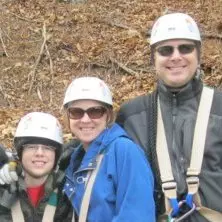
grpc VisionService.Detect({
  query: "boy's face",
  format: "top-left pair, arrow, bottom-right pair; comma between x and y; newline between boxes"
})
21,144 -> 55,181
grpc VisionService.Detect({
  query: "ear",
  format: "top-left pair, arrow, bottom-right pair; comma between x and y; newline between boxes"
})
62,110 -> 71,132
195,65 -> 204,80
106,109 -> 115,127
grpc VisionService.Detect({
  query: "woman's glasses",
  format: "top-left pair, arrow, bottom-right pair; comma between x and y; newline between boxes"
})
156,44 -> 196,57
67,106 -> 107,120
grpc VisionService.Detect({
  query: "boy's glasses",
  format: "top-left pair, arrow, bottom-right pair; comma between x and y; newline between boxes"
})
156,44 -> 196,57
67,106 -> 107,120
23,144 -> 55,153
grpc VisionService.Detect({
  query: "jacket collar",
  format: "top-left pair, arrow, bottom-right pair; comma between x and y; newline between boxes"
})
17,171 -> 62,195
157,77 -> 203,102
68,123 -> 127,173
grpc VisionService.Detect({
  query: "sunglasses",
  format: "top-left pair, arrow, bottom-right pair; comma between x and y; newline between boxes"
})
67,106 -> 107,120
156,44 -> 196,57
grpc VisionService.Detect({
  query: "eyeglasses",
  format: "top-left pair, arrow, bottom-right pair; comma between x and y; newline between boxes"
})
67,106 -> 107,120
156,44 -> 196,57
23,144 -> 55,153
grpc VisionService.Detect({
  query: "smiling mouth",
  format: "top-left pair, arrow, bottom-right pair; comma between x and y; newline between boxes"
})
168,65 -> 186,70
80,127 -> 94,131
32,161 -> 46,167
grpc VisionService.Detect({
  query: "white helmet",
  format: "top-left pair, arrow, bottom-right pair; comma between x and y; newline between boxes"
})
150,13 -> 201,46
63,77 -> 113,107
15,112 -> 63,145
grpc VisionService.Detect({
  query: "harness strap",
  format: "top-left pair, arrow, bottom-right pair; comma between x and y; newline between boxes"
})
157,86 -> 222,220
78,154 -> 104,222
156,97 -> 174,183
187,86 -> 214,177
198,206 -> 222,221
11,198 -> 58,222
185,87 -> 214,210
157,97 -> 177,214
72,211 -> 76,222
11,188 -> 72,222
11,198 -> 24,222
42,188 -> 58,222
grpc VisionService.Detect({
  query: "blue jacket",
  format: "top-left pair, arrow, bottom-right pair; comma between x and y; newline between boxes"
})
64,123 -> 155,222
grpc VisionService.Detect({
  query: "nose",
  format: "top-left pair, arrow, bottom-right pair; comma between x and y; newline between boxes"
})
80,112 -> 91,122
170,47 -> 182,60
35,147 -> 44,155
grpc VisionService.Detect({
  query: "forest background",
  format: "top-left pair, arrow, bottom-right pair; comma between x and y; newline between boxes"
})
1,0 -> 222,147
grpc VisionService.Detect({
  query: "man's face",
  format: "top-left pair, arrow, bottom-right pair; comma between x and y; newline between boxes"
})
22,144 -> 55,182
154,39 -> 199,87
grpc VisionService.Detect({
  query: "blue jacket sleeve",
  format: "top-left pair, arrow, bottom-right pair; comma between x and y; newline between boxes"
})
111,138 -> 156,222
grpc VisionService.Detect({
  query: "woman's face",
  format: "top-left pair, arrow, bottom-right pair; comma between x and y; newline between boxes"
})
67,100 -> 109,149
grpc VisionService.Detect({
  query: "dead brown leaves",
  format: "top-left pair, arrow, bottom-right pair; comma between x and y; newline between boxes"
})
0,0 -> 222,148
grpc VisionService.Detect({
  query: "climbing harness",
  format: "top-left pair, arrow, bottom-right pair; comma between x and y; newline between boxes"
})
11,188 -> 75,222
157,86 -> 222,221
11,189 -> 58,222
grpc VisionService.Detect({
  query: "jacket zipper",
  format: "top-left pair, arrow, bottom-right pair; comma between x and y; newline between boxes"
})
172,94 -> 182,188
171,94 -> 187,196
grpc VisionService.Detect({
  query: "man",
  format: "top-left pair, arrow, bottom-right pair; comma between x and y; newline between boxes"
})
0,112 -> 73,221
116,13 -> 222,221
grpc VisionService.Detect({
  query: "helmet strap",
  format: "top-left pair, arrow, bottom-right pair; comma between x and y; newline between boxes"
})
195,65 -> 204,80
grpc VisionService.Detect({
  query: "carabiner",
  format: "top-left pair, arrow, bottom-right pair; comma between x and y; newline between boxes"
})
173,202 -> 196,222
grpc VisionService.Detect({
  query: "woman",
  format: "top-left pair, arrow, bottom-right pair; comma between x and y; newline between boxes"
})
63,76 -> 155,222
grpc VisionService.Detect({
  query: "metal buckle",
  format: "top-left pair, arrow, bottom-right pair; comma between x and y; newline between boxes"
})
76,176 -> 88,184
162,181 -> 177,191
186,176 -> 199,185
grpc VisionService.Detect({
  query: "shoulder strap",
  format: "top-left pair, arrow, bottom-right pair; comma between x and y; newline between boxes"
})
11,199 -> 24,222
156,86 -> 216,219
78,154 -> 104,222
42,188 -> 58,222
157,96 -> 174,183
156,96 -> 177,214
11,188 -> 74,222
185,87 -> 214,209
187,87 -> 214,176
11,199 -> 57,222
157,86 -> 214,182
